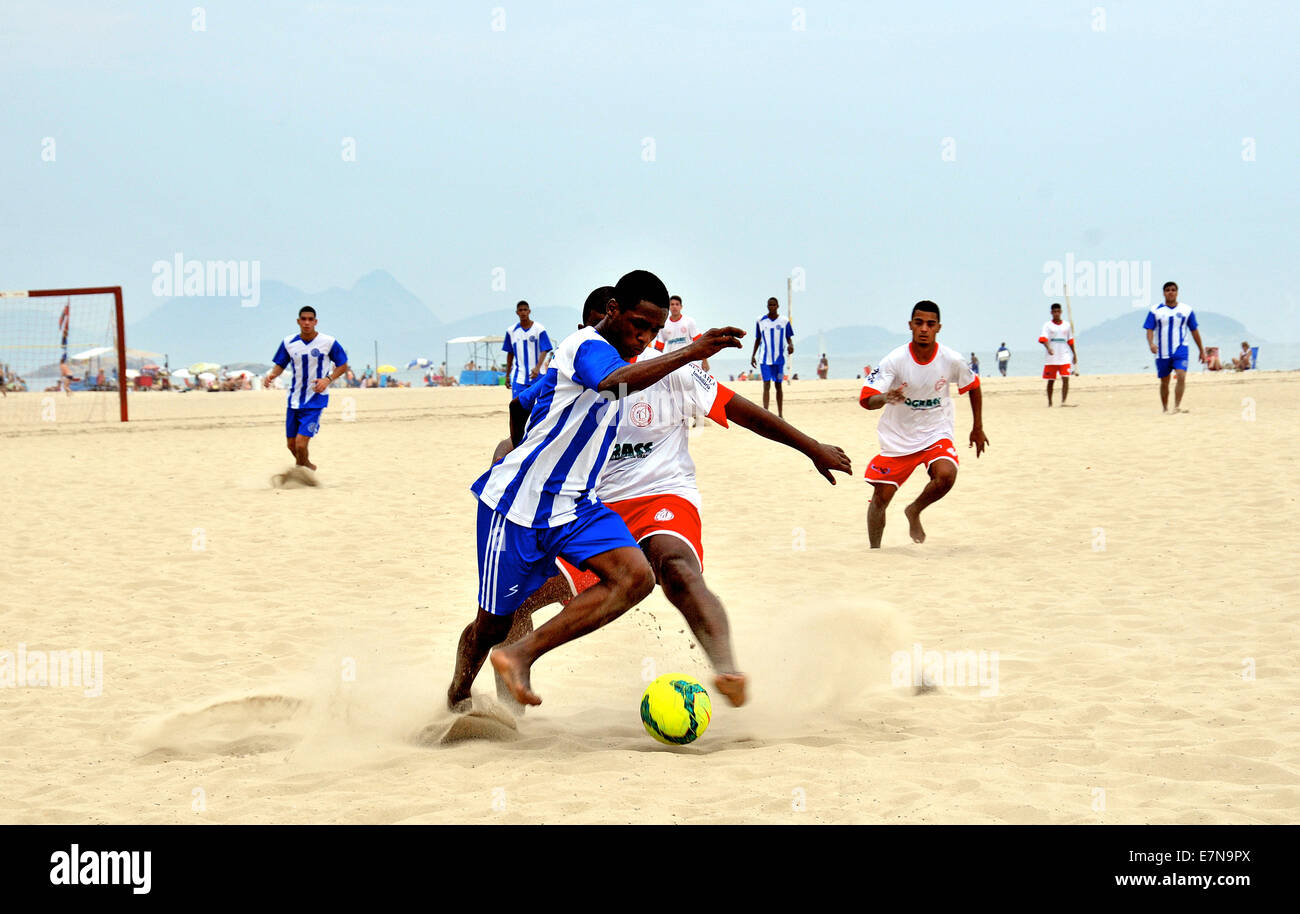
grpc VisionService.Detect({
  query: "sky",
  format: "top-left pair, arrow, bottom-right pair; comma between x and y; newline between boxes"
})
3,1 -> 1297,347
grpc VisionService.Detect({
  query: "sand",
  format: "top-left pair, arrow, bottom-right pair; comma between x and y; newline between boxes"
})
1,370 -> 1297,824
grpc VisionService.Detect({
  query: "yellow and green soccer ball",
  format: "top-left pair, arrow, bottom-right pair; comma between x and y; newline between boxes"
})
640,674 -> 712,745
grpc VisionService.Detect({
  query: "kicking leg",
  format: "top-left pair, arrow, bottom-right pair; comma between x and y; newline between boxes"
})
867,482 -> 898,549
493,573 -> 570,711
294,434 -> 316,469
491,546 -> 654,706
903,460 -> 957,544
643,535 -> 745,707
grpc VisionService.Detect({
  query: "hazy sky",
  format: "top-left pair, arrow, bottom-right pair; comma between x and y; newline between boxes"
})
3,1 -> 1297,345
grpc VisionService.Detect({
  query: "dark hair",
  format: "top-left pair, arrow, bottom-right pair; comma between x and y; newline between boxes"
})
911,300 -> 940,321
516,300 -> 530,309
669,295 -> 682,305
582,286 -> 615,327
1050,302 -> 1062,310
299,306 -> 316,318
767,297 -> 779,306
1163,281 -> 1177,291
612,270 -> 669,313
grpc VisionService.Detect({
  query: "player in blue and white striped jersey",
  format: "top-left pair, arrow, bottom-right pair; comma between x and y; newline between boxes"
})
750,296 -> 795,417
262,306 -> 349,470
450,270 -> 745,710
502,301 -> 553,397
1143,281 -> 1206,413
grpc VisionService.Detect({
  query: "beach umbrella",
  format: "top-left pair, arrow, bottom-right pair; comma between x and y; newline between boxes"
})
125,369 -> 141,379
197,372 -> 217,382
376,364 -> 399,374
225,369 -> 254,379
170,368 -> 193,379
141,362 -> 160,371
407,358 -> 433,369
71,346 -> 114,361
189,361 -> 221,374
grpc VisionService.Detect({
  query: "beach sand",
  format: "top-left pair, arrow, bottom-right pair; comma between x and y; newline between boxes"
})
2,370 -> 1297,824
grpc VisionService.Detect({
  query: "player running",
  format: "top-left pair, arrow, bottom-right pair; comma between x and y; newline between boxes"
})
1039,303 -> 1077,406
449,270 -> 745,709
262,306 -> 350,471
1143,281 -> 1206,413
654,294 -> 709,372
472,292 -> 852,711
860,301 -> 988,548
751,297 -> 794,417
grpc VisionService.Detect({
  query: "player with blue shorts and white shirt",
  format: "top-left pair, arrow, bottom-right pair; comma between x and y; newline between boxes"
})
262,306 -> 349,471
503,301 -> 553,397
448,270 -> 745,710
1143,281 -> 1206,413
750,296 -> 794,417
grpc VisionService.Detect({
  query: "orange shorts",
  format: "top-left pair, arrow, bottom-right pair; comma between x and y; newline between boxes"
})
556,493 -> 703,599
864,438 -> 959,488
1042,363 -> 1072,379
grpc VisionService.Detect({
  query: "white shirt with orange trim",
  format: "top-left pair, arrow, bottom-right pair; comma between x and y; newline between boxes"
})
654,314 -> 701,353
1039,319 -> 1074,366
596,347 -> 733,509
859,342 -> 978,457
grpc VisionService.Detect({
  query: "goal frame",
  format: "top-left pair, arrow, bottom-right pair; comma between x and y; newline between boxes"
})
0,285 -> 127,421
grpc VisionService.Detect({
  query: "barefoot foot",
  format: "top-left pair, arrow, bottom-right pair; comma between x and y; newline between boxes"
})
714,672 -> 747,708
490,648 -> 542,706
903,503 -> 926,543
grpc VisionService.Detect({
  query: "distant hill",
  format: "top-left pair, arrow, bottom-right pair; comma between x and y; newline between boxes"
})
1080,310 -> 1265,346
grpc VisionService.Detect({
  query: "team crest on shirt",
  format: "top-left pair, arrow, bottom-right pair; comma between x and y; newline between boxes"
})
630,401 -> 653,428
311,348 -> 321,357
654,508 -> 675,521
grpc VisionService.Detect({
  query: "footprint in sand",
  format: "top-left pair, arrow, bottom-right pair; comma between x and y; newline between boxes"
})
271,467 -> 320,489
136,694 -> 310,760
415,699 -> 520,745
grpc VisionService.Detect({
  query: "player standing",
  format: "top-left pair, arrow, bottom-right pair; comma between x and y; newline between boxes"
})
654,294 -> 709,372
1039,303 -> 1076,406
750,297 -> 794,417
503,301 -> 553,397
451,270 -> 745,708
996,342 -> 1010,376
262,306 -> 349,471
860,301 -> 988,547
1143,281 -> 1206,413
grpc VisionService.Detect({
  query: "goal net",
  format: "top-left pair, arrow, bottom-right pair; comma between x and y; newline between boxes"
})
0,286 -> 129,425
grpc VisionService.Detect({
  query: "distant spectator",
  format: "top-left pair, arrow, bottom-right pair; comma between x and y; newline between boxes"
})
1232,341 -> 1252,371
970,353 -> 980,375
816,353 -> 828,379
996,342 -> 1010,376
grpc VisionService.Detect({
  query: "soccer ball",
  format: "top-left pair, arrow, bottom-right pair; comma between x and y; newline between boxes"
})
640,674 -> 712,745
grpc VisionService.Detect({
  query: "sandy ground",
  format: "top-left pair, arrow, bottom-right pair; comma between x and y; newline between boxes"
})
1,370 -> 1297,824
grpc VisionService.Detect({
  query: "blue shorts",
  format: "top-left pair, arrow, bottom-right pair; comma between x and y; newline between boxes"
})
1155,355 -> 1189,378
475,501 -> 637,615
760,362 -> 785,383
512,380 -> 532,397
286,407 -> 324,438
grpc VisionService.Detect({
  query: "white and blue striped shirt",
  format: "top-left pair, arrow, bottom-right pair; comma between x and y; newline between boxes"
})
503,322 -> 553,387
756,315 -> 793,365
272,333 -> 348,409
1143,303 -> 1199,359
473,326 -> 627,528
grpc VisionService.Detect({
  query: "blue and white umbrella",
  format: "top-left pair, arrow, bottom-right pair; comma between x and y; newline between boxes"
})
407,358 -> 434,369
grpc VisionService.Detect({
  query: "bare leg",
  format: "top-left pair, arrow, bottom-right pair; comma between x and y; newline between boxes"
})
1159,374 -> 1171,411
903,460 -> 958,544
643,535 -> 745,707
1045,379 -> 1054,406
775,382 -> 784,418
1173,369 -> 1187,410
294,434 -> 316,470
491,546 -> 654,706
447,609 -> 513,710
761,380 -> 771,411
493,574 -> 570,712
1060,377 -> 1069,404
867,482 -> 898,549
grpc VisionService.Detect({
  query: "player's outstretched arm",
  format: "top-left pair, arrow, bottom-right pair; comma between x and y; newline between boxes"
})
598,327 -> 744,397
723,393 -> 852,484
968,386 -> 989,457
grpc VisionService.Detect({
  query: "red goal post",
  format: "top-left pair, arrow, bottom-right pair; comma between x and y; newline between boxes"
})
0,285 -> 128,422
